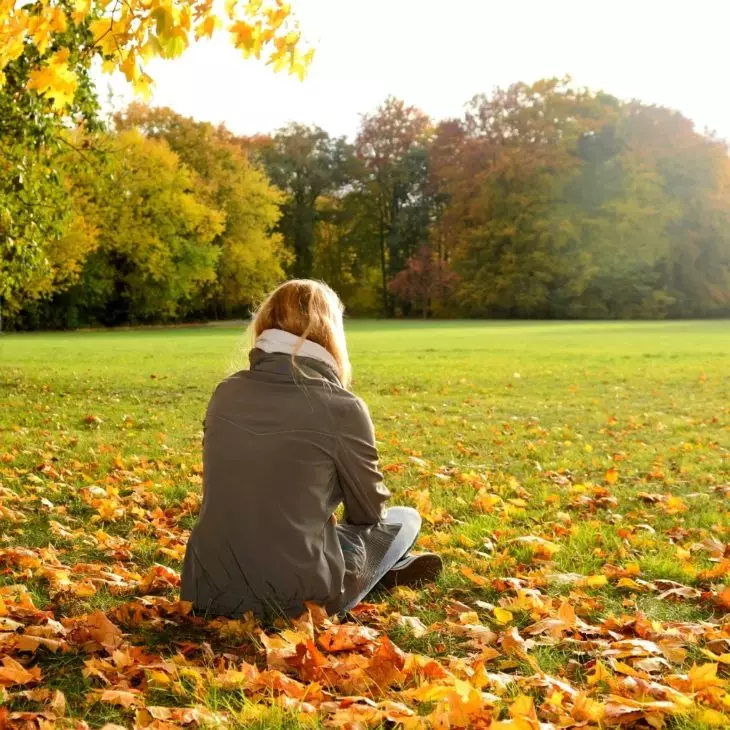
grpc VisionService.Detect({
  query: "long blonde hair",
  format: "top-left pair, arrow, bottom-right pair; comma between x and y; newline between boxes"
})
252,280 -> 352,388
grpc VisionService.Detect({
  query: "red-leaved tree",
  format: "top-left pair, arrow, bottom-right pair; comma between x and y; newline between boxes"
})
388,244 -> 459,317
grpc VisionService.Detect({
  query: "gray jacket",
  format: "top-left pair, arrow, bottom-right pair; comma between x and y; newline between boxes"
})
181,349 -> 398,617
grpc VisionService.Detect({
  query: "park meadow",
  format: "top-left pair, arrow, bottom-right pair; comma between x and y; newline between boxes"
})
0,319 -> 729,728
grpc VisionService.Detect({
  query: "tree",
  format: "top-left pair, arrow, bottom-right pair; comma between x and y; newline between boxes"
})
617,104 -> 730,317
430,78 -> 730,319
116,104 -> 287,317
259,124 -> 354,278
388,244 -> 459,318
0,0 -> 309,321
356,97 -> 432,315
443,79 -> 602,316
309,194 -> 382,315
59,129 -> 224,325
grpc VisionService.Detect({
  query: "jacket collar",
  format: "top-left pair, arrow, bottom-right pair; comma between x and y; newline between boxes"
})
255,328 -> 340,372
248,349 -> 342,386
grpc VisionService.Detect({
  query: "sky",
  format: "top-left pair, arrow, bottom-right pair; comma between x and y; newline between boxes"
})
102,0 -> 730,141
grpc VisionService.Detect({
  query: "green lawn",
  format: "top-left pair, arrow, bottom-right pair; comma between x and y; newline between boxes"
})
1,320 -> 729,728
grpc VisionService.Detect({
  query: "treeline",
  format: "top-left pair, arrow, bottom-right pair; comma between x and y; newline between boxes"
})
6,78 -> 730,329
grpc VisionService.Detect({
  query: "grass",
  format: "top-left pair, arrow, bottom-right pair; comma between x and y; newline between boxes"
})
1,319 -> 729,727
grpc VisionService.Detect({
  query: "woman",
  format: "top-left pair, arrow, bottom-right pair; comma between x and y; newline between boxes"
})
182,280 -> 442,618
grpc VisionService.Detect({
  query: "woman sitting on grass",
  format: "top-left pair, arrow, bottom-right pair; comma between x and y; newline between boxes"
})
182,279 -> 442,618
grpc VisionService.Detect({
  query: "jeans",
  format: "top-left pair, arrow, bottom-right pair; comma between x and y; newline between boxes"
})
340,506 -> 421,612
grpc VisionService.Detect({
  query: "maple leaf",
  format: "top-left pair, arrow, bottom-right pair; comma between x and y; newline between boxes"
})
605,466 -> 619,484
493,607 -> 513,625
66,610 -> 123,654
285,639 -> 328,682
89,688 -> 144,708
491,694 -> 540,729
461,566 -> 489,586
688,662 -> 726,690
396,614 -> 428,637
366,636 -> 406,686
139,564 -> 180,593
0,657 -> 42,687
512,535 -> 561,558
318,623 -> 379,652
500,626 -> 528,657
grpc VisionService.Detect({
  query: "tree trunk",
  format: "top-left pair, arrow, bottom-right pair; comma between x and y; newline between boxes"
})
379,205 -> 388,316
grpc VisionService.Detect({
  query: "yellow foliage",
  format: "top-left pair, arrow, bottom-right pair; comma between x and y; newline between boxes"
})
2,0 -> 311,115
27,49 -> 78,111
493,607 -> 513,625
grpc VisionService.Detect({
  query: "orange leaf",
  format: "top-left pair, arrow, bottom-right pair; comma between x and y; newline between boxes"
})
0,656 -> 41,687
318,623 -> 379,652
461,566 -> 489,587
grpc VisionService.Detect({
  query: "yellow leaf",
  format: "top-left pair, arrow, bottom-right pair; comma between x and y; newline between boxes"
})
460,567 -> 489,587
72,580 -> 97,597
587,660 -> 611,685
89,18 -> 117,56
580,574 -> 608,588
48,6 -> 68,32
701,649 -> 730,665
616,577 -> 648,591
510,694 -> 537,718
493,607 -> 513,625
195,14 -> 219,39
573,693 -> 606,722
139,35 -> 163,63
604,467 -> 618,485
689,663 -> 726,690
472,491 -> 501,513
146,669 -> 172,686
664,495 -> 688,514
72,0 -> 92,24
558,601 -> 575,626
698,709 -> 730,726
677,545 -> 692,561
491,694 -> 539,729
120,51 -> 139,82
27,50 -> 78,111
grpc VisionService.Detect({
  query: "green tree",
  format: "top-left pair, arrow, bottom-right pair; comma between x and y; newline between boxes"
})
448,79 -> 605,316
310,194 -> 382,314
0,0 -> 308,323
116,104 -> 287,317
618,104 -> 730,316
259,123 -> 354,278
63,130 -> 224,324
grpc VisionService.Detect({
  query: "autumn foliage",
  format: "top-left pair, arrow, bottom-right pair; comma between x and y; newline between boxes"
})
5,80 -> 730,328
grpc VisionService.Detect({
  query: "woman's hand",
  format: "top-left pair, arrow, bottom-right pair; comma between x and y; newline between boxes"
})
330,514 -> 338,526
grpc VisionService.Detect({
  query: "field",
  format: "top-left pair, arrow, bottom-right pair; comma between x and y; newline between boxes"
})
1,320 -> 729,729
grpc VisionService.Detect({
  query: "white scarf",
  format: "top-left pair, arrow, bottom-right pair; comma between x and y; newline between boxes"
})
255,328 -> 339,373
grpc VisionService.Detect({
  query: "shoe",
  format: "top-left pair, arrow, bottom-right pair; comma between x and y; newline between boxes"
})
379,552 -> 443,589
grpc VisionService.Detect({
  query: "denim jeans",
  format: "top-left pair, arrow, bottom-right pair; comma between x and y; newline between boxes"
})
340,506 -> 421,612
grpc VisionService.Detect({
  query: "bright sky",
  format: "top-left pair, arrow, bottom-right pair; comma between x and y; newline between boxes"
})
103,0 -> 730,141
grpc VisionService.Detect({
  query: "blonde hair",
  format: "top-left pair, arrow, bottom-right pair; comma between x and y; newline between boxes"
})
252,280 -> 352,388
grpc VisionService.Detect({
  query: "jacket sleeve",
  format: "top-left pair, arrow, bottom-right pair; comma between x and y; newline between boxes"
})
335,398 -> 390,525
